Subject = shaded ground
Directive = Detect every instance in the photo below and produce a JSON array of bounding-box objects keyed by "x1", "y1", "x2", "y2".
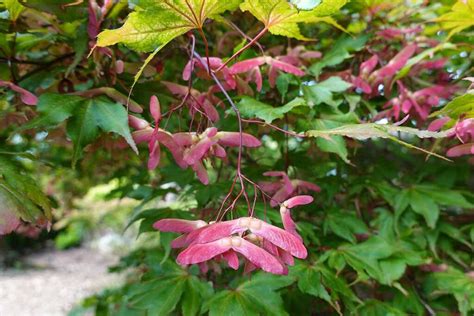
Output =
[{"x1": 0, "y1": 247, "x2": 120, "y2": 316}]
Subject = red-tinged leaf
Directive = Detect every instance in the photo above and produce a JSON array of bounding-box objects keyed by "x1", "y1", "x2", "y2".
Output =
[
  {"x1": 128, "y1": 115, "x2": 149, "y2": 130},
  {"x1": 222, "y1": 250, "x2": 240, "y2": 270},
  {"x1": 270, "y1": 59, "x2": 305, "y2": 76},
  {"x1": 153, "y1": 219, "x2": 208, "y2": 233},
  {"x1": 150, "y1": 95, "x2": 161, "y2": 123},
  {"x1": 447, "y1": 143, "x2": 474, "y2": 157},
  {"x1": 283, "y1": 195, "x2": 314, "y2": 209},
  {"x1": 231, "y1": 237, "x2": 286, "y2": 275},
  {"x1": 377, "y1": 44, "x2": 417, "y2": 77},
  {"x1": 177, "y1": 239, "x2": 231, "y2": 265},
  {"x1": 229, "y1": 57, "x2": 266, "y2": 74},
  {"x1": 0, "y1": 203, "x2": 21, "y2": 235},
  {"x1": 0, "y1": 80, "x2": 38, "y2": 106},
  {"x1": 216, "y1": 132, "x2": 262, "y2": 147}
]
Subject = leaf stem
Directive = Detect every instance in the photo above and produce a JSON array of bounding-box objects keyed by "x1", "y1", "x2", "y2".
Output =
[{"x1": 215, "y1": 27, "x2": 268, "y2": 72}]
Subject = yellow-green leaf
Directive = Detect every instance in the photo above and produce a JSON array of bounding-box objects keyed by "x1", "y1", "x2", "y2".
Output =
[
  {"x1": 4, "y1": 0, "x2": 25, "y2": 21},
  {"x1": 240, "y1": 0, "x2": 347, "y2": 40},
  {"x1": 97, "y1": 0, "x2": 242, "y2": 52},
  {"x1": 435, "y1": 0, "x2": 474, "y2": 38}
]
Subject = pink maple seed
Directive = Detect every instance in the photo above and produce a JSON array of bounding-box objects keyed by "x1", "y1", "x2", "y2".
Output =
[
  {"x1": 132, "y1": 129, "x2": 153, "y2": 144},
  {"x1": 229, "y1": 57, "x2": 267, "y2": 74},
  {"x1": 269, "y1": 186, "x2": 294, "y2": 207},
  {"x1": 283, "y1": 195, "x2": 314, "y2": 209},
  {"x1": 155, "y1": 131, "x2": 187, "y2": 169},
  {"x1": 222, "y1": 250, "x2": 240, "y2": 270},
  {"x1": 296, "y1": 180, "x2": 321, "y2": 193},
  {"x1": 177, "y1": 237, "x2": 286, "y2": 274},
  {"x1": 263, "y1": 171, "x2": 293, "y2": 193},
  {"x1": 173, "y1": 132, "x2": 195, "y2": 147},
  {"x1": 191, "y1": 161, "x2": 209, "y2": 185},
  {"x1": 171, "y1": 235, "x2": 189, "y2": 248},
  {"x1": 182, "y1": 60, "x2": 194, "y2": 81},
  {"x1": 279, "y1": 196, "x2": 313, "y2": 240},
  {"x1": 252, "y1": 67, "x2": 263, "y2": 92},
  {"x1": 447, "y1": 143, "x2": 474, "y2": 157},
  {"x1": 428, "y1": 117, "x2": 450, "y2": 132},
  {"x1": 191, "y1": 217, "x2": 307, "y2": 259},
  {"x1": 148, "y1": 140, "x2": 161, "y2": 170},
  {"x1": 244, "y1": 261, "x2": 258, "y2": 274},
  {"x1": 216, "y1": 132, "x2": 262, "y2": 147},
  {"x1": 150, "y1": 95, "x2": 161, "y2": 124},
  {"x1": 212, "y1": 144, "x2": 227, "y2": 158},
  {"x1": 128, "y1": 115, "x2": 149, "y2": 130},
  {"x1": 184, "y1": 137, "x2": 216, "y2": 165},
  {"x1": 376, "y1": 44, "x2": 417, "y2": 77},
  {"x1": 269, "y1": 59, "x2": 305, "y2": 76},
  {"x1": 279, "y1": 249, "x2": 295, "y2": 266},
  {"x1": 153, "y1": 219, "x2": 207, "y2": 233},
  {"x1": 200, "y1": 99, "x2": 220, "y2": 122},
  {"x1": 360, "y1": 55, "x2": 379, "y2": 75},
  {"x1": 162, "y1": 81, "x2": 193, "y2": 96}
]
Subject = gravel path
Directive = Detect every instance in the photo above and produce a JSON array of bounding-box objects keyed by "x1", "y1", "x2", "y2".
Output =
[{"x1": 0, "y1": 247, "x2": 121, "y2": 316}]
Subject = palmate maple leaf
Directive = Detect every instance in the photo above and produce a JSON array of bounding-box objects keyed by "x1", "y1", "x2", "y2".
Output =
[
  {"x1": 435, "y1": 0, "x2": 474, "y2": 38},
  {"x1": 97, "y1": 0, "x2": 242, "y2": 52},
  {"x1": 240, "y1": 0, "x2": 347, "y2": 40}
]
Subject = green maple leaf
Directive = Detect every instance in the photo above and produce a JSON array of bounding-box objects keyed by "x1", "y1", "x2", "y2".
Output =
[
  {"x1": 436, "y1": 0, "x2": 474, "y2": 38},
  {"x1": 240, "y1": 0, "x2": 347, "y2": 40},
  {"x1": 18, "y1": 93, "x2": 136, "y2": 167},
  {"x1": 97, "y1": 0, "x2": 242, "y2": 52},
  {"x1": 236, "y1": 97, "x2": 306, "y2": 123},
  {"x1": 306, "y1": 123, "x2": 451, "y2": 161}
]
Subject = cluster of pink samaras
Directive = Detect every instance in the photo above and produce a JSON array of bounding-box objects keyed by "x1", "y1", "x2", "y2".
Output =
[
  {"x1": 128, "y1": 96, "x2": 261, "y2": 184},
  {"x1": 154, "y1": 195, "x2": 313, "y2": 275},
  {"x1": 429, "y1": 117, "x2": 474, "y2": 158},
  {"x1": 347, "y1": 41, "x2": 455, "y2": 122},
  {"x1": 166, "y1": 47, "x2": 319, "y2": 122}
]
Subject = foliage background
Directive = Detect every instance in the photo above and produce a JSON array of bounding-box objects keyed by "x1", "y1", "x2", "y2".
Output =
[{"x1": 0, "y1": 0, "x2": 473, "y2": 315}]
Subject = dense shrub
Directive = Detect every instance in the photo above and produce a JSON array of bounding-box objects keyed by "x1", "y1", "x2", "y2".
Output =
[{"x1": 1, "y1": 0, "x2": 473, "y2": 315}]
